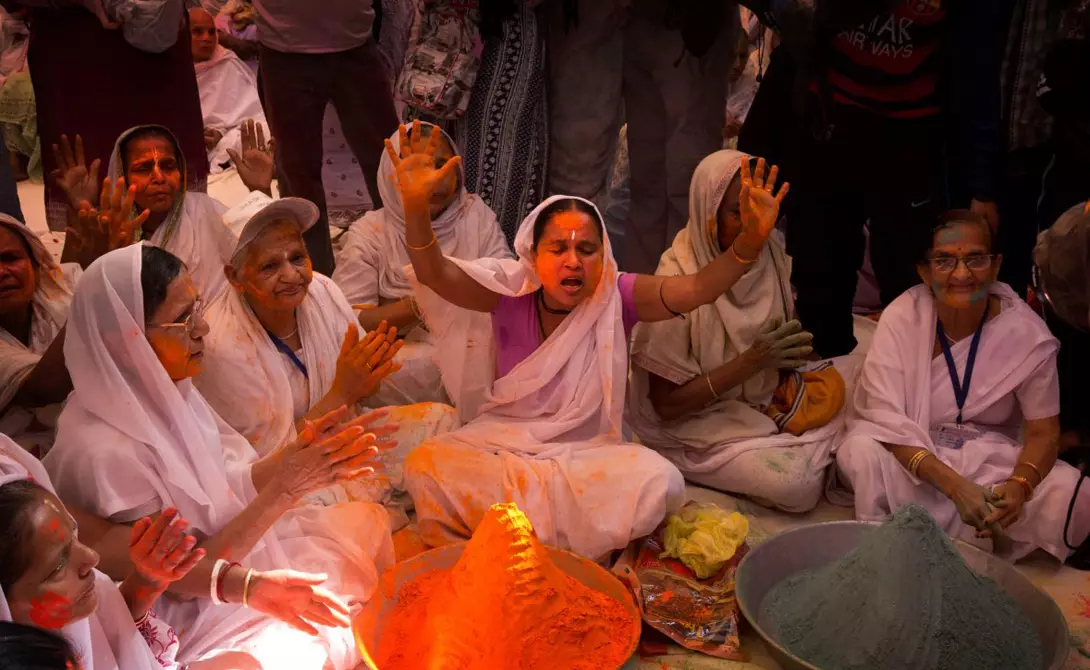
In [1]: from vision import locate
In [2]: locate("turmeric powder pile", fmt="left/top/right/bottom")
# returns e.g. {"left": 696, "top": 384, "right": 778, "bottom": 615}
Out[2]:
{"left": 375, "top": 503, "right": 638, "bottom": 669}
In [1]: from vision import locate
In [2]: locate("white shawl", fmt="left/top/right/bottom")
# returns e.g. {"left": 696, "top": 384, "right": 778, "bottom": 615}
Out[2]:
{"left": 846, "top": 283, "right": 1058, "bottom": 452}
{"left": 107, "top": 126, "right": 237, "bottom": 302}
{"left": 193, "top": 46, "right": 267, "bottom": 173}
{"left": 196, "top": 273, "right": 363, "bottom": 457}
{"left": 0, "top": 218, "right": 80, "bottom": 451}
{"left": 411, "top": 195, "right": 629, "bottom": 452}
{"left": 629, "top": 150, "right": 796, "bottom": 450}
{"left": 333, "top": 122, "right": 511, "bottom": 306}
{"left": 45, "top": 245, "right": 387, "bottom": 669}
{"left": 0, "top": 436, "right": 163, "bottom": 670}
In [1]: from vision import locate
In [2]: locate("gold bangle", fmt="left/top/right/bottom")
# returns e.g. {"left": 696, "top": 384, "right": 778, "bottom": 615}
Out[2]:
{"left": 706, "top": 374, "right": 719, "bottom": 401}
{"left": 909, "top": 450, "right": 931, "bottom": 477}
{"left": 1017, "top": 461, "right": 1043, "bottom": 483}
{"left": 242, "top": 568, "right": 255, "bottom": 607}
{"left": 407, "top": 234, "right": 438, "bottom": 252}
{"left": 730, "top": 241, "right": 758, "bottom": 265}
{"left": 1007, "top": 475, "right": 1034, "bottom": 499}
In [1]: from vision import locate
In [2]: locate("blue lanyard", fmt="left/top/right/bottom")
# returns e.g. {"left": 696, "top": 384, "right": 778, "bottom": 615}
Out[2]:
{"left": 265, "top": 329, "right": 308, "bottom": 379}
{"left": 935, "top": 307, "right": 989, "bottom": 425}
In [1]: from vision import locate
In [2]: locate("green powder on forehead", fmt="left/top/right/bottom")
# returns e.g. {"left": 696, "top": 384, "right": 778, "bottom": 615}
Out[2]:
{"left": 761, "top": 504, "right": 1042, "bottom": 670}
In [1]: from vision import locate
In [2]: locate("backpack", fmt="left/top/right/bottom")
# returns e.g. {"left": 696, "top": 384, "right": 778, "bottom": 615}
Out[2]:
{"left": 397, "top": 1, "right": 484, "bottom": 120}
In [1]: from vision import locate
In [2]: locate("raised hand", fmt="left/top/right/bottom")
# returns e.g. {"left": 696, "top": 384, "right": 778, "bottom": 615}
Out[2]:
{"left": 734, "top": 157, "right": 789, "bottom": 259}
{"left": 384, "top": 120, "right": 461, "bottom": 210}
{"left": 66, "top": 177, "right": 149, "bottom": 266}
{"left": 745, "top": 319, "right": 814, "bottom": 370}
{"left": 227, "top": 119, "right": 275, "bottom": 196}
{"left": 274, "top": 407, "right": 398, "bottom": 502}
{"left": 128, "top": 508, "right": 206, "bottom": 592}
{"left": 50, "top": 134, "right": 101, "bottom": 211}
{"left": 331, "top": 322, "right": 403, "bottom": 405}
{"left": 245, "top": 570, "right": 352, "bottom": 636}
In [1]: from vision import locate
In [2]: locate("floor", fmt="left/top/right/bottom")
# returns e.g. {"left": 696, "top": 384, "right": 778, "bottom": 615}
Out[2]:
{"left": 16, "top": 177, "right": 1090, "bottom": 669}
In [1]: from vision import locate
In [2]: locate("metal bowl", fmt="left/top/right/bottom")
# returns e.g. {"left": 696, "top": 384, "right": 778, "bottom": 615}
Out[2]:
{"left": 353, "top": 542, "right": 641, "bottom": 668}
{"left": 735, "top": 521, "right": 1070, "bottom": 670}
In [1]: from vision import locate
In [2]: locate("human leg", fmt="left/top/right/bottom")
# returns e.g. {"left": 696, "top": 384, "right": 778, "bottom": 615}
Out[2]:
{"left": 258, "top": 46, "right": 335, "bottom": 274}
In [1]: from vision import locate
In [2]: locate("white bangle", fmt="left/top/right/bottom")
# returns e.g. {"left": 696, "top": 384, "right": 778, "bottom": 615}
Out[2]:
{"left": 210, "top": 559, "right": 229, "bottom": 605}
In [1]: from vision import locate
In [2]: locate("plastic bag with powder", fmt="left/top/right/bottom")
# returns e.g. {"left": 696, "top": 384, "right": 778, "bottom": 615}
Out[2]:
{"left": 614, "top": 503, "right": 749, "bottom": 660}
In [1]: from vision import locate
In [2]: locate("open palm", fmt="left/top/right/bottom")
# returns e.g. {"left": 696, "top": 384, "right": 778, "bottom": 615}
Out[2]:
{"left": 736, "top": 157, "right": 789, "bottom": 256}
{"left": 384, "top": 120, "right": 461, "bottom": 209}
{"left": 50, "top": 134, "right": 101, "bottom": 210}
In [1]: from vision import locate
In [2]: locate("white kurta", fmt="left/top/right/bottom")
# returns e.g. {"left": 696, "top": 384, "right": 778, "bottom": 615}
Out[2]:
{"left": 404, "top": 196, "right": 684, "bottom": 560}
{"left": 836, "top": 283, "right": 1090, "bottom": 561}
{"left": 45, "top": 245, "right": 393, "bottom": 670}
{"left": 195, "top": 273, "right": 458, "bottom": 507}
{"left": 333, "top": 122, "right": 512, "bottom": 405}
{"left": 0, "top": 218, "right": 80, "bottom": 456}
{"left": 194, "top": 46, "right": 267, "bottom": 173}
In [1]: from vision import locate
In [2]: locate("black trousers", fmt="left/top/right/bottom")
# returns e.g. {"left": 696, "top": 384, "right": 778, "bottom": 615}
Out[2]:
{"left": 786, "top": 103, "right": 946, "bottom": 357}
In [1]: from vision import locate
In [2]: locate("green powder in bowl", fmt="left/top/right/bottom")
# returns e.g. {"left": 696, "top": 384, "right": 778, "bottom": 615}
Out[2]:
{"left": 761, "top": 504, "right": 1042, "bottom": 670}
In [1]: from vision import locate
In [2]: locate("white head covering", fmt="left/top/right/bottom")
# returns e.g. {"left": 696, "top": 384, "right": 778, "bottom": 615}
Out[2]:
{"left": 192, "top": 45, "right": 267, "bottom": 173}
{"left": 0, "top": 436, "right": 162, "bottom": 670}
{"left": 411, "top": 195, "right": 627, "bottom": 448}
{"left": 107, "top": 125, "right": 237, "bottom": 302}
{"left": 0, "top": 216, "right": 76, "bottom": 412}
{"left": 333, "top": 122, "right": 511, "bottom": 306}
{"left": 631, "top": 150, "right": 792, "bottom": 409}
{"left": 45, "top": 245, "right": 380, "bottom": 668}
{"left": 228, "top": 193, "right": 318, "bottom": 263}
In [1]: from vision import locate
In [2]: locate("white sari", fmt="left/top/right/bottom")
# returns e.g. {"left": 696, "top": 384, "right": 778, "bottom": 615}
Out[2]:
{"left": 629, "top": 151, "right": 857, "bottom": 512}
{"left": 194, "top": 46, "right": 267, "bottom": 173}
{"left": 108, "top": 125, "right": 238, "bottom": 302}
{"left": 333, "top": 123, "right": 512, "bottom": 404}
{"left": 45, "top": 245, "right": 393, "bottom": 669}
{"left": 837, "top": 283, "right": 1088, "bottom": 560}
{"left": 0, "top": 217, "right": 80, "bottom": 456}
{"left": 0, "top": 435, "right": 164, "bottom": 670}
{"left": 195, "top": 272, "right": 458, "bottom": 507}
{"left": 403, "top": 196, "right": 684, "bottom": 560}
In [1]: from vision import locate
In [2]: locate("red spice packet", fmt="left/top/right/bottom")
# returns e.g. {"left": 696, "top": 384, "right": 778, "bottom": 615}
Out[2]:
{"left": 613, "top": 517, "right": 748, "bottom": 661}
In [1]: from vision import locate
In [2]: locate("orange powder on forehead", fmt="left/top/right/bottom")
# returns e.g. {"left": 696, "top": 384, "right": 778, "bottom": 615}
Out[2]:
{"left": 374, "top": 503, "right": 637, "bottom": 669}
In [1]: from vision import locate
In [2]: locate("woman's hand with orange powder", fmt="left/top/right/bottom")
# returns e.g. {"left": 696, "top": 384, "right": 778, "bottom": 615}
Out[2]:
{"left": 329, "top": 321, "right": 404, "bottom": 405}
{"left": 50, "top": 134, "right": 102, "bottom": 211}
{"left": 271, "top": 407, "right": 398, "bottom": 503}
{"left": 66, "top": 177, "right": 150, "bottom": 267}
{"left": 733, "top": 157, "right": 789, "bottom": 261}
{"left": 384, "top": 120, "right": 462, "bottom": 213}
{"left": 227, "top": 119, "right": 275, "bottom": 197}
{"left": 118, "top": 507, "right": 206, "bottom": 620}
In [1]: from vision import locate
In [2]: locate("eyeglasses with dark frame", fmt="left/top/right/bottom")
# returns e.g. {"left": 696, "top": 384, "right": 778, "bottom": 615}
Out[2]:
{"left": 927, "top": 254, "right": 995, "bottom": 274}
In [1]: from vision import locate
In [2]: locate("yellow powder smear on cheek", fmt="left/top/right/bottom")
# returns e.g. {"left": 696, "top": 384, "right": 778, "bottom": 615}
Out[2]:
{"left": 375, "top": 503, "right": 638, "bottom": 669}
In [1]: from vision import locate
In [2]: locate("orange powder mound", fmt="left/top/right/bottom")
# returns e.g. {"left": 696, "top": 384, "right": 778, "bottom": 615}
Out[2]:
{"left": 375, "top": 503, "right": 637, "bottom": 670}
{"left": 391, "top": 526, "right": 429, "bottom": 563}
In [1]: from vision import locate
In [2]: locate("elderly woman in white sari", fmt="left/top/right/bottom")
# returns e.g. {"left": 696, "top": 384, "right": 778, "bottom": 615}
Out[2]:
{"left": 629, "top": 150, "right": 853, "bottom": 514}
{"left": 196, "top": 193, "right": 459, "bottom": 509}
{"left": 49, "top": 124, "right": 273, "bottom": 302}
{"left": 0, "top": 434, "right": 265, "bottom": 670}
{"left": 333, "top": 122, "right": 512, "bottom": 404}
{"left": 44, "top": 244, "right": 397, "bottom": 669}
{"left": 0, "top": 178, "right": 147, "bottom": 454}
{"left": 386, "top": 122, "right": 791, "bottom": 559}
{"left": 837, "top": 211, "right": 1090, "bottom": 562}
{"left": 189, "top": 7, "right": 267, "bottom": 174}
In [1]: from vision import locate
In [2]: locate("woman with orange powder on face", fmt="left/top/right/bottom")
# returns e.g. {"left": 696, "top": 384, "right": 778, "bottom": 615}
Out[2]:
{"left": 389, "top": 121, "right": 791, "bottom": 559}
{"left": 195, "top": 194, "right": 459, "bottom": 511}
{"left": 333, "top": 122, "right": 512, "bottom": 405}
{"left": 44, "top": 244, "right": 397, "bottom": 669}
{"left": 50, "top": 123, "right": 274, "bottom": 303}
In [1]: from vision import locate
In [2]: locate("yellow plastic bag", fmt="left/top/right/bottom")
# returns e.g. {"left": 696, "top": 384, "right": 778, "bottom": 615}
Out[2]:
{"left": 662, "top": 505, "right": 749, "bottom": 579}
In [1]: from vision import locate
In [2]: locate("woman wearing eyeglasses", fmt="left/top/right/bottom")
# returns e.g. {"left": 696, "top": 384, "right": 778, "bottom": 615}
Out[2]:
{"left": 43, "top": 244, "right": 397, "bottom": 668}
{"left": 836, "top": 210, "right": 1090, "bottom": 562}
